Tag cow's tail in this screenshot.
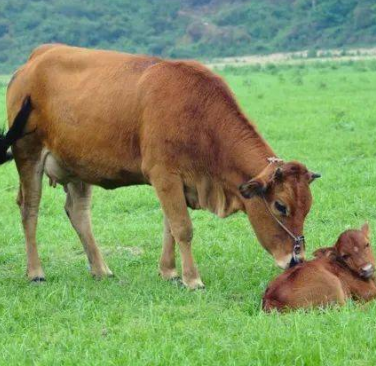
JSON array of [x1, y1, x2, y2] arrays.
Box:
[[0, 96, 33, 164]]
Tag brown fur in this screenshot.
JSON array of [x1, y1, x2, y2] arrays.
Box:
[[6, 44, 318, 286], [263, 224, 376, 311]]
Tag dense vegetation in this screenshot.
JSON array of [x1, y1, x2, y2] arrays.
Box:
[[0, 0, 376, 72], [1, 60, 376, 365]]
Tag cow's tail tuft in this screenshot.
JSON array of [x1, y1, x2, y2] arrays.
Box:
[[0, 96, 33, 164]]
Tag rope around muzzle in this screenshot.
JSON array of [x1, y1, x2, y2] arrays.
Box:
[[261, 195, 305, 261]]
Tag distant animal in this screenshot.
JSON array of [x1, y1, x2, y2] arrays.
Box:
[[3, 44, 320, 288], [263, 223, 376, 311]]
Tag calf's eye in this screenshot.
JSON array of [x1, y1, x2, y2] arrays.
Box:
[[366, 243, 370, 248], [342, 254, 350, 260], [274, 201, 287, 216]]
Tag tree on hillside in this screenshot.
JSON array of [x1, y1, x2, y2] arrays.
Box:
[[0, 0, 375, 72]]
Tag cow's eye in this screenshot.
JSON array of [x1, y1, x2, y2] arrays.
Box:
[[366, 243, 370, 248], [274, 201, 287, 216], [342, 254, 350, 260]]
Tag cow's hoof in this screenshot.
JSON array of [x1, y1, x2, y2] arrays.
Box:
[[182, 278, 205, 290], [92, 272, 114, 280], [31, 276, 46, 283], [91, 265, 113, 279], [27, 268, 45, 282], [169, 276, 183, 286], [160, 268, 179, 281]]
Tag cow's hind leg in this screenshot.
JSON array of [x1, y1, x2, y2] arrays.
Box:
[[16, 157, 45, 281], [64, 181, 113, 278], [150, 169, 204, 289], [159, 215, 179, 281]]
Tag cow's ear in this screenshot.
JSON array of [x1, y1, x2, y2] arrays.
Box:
[[313, 247, 335, 258], [239, 164, 282, 199], [361, 222, 370, 239], [239, 179, 265, 199]]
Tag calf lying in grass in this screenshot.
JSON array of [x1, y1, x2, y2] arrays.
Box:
[[263, 224, 376, 311]]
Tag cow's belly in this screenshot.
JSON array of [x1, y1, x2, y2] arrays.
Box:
[[37, 99, 145, 188], [43, 150, 147, 189]]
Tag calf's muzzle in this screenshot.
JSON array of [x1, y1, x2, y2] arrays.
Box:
[[360, 263, 375, 279]]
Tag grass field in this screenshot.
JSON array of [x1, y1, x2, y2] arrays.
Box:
[[1, 60, 376, 365]]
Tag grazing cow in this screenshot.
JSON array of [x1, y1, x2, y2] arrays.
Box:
[[3, 44, 320, 288], [263, 224, 376, 311]]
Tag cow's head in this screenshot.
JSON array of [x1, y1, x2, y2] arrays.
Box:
[[239, 160, 319, 269]]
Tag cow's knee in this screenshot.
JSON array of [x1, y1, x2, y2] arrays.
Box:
[[171, 222, 193, 243]]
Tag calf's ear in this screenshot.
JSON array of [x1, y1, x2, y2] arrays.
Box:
[[313, 247, 335, 258], [361, 222, 370, 239], [308, 172, 321, 184]]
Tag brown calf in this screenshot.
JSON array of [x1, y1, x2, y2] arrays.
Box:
[[4, 44, 320, 288], [263, 224, 376, 311]]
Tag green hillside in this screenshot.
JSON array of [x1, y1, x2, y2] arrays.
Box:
[[0, 0, 375, 72]]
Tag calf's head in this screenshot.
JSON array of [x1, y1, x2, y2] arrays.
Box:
[[314, 224, 375, 279], [333, 224, 374, 279], [239, 161, 319, 269]]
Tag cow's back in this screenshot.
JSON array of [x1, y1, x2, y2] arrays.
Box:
[[6, 44, 246, 189]]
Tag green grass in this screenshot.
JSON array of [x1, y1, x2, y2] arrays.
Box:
[[1, 60, 376, 365]]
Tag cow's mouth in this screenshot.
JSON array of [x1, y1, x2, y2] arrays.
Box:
[[289, 256, 303, 268]]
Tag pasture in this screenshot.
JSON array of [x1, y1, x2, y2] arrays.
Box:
[[0, 60, 376, 365]]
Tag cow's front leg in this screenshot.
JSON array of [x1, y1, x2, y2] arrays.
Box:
[[151, 169, 204, 290]]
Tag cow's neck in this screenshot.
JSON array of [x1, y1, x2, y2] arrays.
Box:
[[196, 115, 277, 218], [219, 115, 277, 187]]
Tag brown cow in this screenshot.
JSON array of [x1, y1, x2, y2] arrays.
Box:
[[263, 224, 376, 311], [3, 44, 320, 288]]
